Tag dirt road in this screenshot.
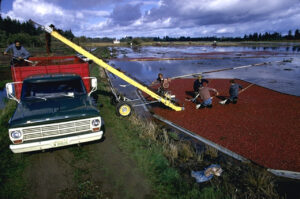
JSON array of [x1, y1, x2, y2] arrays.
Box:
[[24, 128, 152, 199]]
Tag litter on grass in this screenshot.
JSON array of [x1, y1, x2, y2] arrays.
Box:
[[191, 164, 223, 183]]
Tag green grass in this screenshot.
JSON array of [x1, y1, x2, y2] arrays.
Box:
[[0, 101, 29, 199], [0, 80, 10, 89]]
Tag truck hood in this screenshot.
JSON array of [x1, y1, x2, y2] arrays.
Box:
[[9, 95, 99, 128]]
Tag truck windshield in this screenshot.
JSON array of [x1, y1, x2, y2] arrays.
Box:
[[21, 78, 86, 100]]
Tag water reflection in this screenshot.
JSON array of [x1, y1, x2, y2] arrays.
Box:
[[111, 45, 299, 60]]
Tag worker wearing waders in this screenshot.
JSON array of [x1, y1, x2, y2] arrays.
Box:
[[219, 79, 243, 104], [4, 40, 31, 66], [196, 82, 219, 109]]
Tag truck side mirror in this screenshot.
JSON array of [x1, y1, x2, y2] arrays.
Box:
[[6, 83, 20, 103], [91, 78, 97, 89], [6, 83, 14, 95], [88, 77, 97, 96]]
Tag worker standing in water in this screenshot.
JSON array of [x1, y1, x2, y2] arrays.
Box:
[[3, 40, 31, 65]]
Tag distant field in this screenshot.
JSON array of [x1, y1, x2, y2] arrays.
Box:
[[82, 40, 300, 47]]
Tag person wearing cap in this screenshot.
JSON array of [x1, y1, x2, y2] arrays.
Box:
[[193, 75, 209, 93], [3, 40, 31, 65], [196, 82, 218, 109], [219, 79, 243, 105]]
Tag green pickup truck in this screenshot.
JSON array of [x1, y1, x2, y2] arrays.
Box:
[[6, 56, 104, 153]]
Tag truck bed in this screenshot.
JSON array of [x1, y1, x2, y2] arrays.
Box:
[[11, 56, 91, 99]]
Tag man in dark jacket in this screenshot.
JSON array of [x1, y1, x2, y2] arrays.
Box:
[[4, 40, 31, 65], [193, 75, 209, 93], [219, 79, 243, 104]]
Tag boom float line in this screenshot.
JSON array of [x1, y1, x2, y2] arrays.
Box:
[[170, 60, 285, 79], [41, 24, 183, 111]]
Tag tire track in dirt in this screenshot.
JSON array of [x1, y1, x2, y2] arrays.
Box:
[[23, 128, 152, 199], [24, 149, 74, 199], [86, 128, 152, 199]]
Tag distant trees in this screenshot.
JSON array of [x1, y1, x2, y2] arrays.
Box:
[[0, 16, 43, 47], [0, 16, 75, 48], [0, 17, 43, 35], [151, 30, 299, 42], [1, 15, 299, 48], [59, 29, 75, 41], [132, 38, 142, 46], [73, 36, 114, 44], [243, 32, 283, 41], [294, 29, 300, 40]]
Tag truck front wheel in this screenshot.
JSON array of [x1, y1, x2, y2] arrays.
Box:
[[116, 102, 132, 117]]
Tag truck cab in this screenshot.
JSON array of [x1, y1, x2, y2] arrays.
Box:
[[6, 56, 104, 153]]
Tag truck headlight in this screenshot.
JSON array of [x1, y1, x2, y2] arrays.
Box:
[[11, 130, 22, 139], [92, 119, 100, 127]]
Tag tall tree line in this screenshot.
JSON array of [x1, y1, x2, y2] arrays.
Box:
[[149, 29, 300, 42], [0, 16, 74, 48]]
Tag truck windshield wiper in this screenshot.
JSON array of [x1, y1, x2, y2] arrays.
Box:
[[56, 92, 75, 98], [25, 96, 47, 101]]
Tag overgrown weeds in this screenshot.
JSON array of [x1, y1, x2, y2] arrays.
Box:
[[115, 102, 282, 199], [205, 145, 219, 159], [0, 101, 29, 199], [244, 167, 279, 199]]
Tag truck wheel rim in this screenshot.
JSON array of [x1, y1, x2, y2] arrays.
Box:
[[119, 105, 131, 116]]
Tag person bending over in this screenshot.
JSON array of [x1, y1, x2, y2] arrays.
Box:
[[196, 82, 218, 109], [152, 73, 171, 95], [193, 75, 209, 96], [4, 40, 31, 65]]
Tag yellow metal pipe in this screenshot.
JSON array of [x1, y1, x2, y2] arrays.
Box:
[[50, 31, 183, 111]]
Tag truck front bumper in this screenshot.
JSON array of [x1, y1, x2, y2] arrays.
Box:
[[10, 131, 103, 153]]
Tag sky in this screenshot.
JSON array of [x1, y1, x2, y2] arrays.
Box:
[[1, 0, 300, 38]]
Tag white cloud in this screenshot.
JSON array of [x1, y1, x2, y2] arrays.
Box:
[[216, 28, 233, 34], [3, 0, 300, 38], [5, 0, 76, 29], [3, 0, 114, 36]]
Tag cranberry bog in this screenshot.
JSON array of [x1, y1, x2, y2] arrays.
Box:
[[145, 78, 300, 177], [108, 45, 300, 179]]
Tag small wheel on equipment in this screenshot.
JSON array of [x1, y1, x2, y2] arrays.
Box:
[[116, 102, 132, 117]]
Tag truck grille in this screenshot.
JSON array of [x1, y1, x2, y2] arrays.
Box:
[[22, 119, 92, 141]]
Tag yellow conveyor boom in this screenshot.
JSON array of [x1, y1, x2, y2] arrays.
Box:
[[44, 26, 183, 111]]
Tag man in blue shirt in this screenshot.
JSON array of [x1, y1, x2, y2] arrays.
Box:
[[219, 79, 243, 104], [3, 40, 31, 65]]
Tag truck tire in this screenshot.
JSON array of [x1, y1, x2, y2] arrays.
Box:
[[116, 102, 132, 117]]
